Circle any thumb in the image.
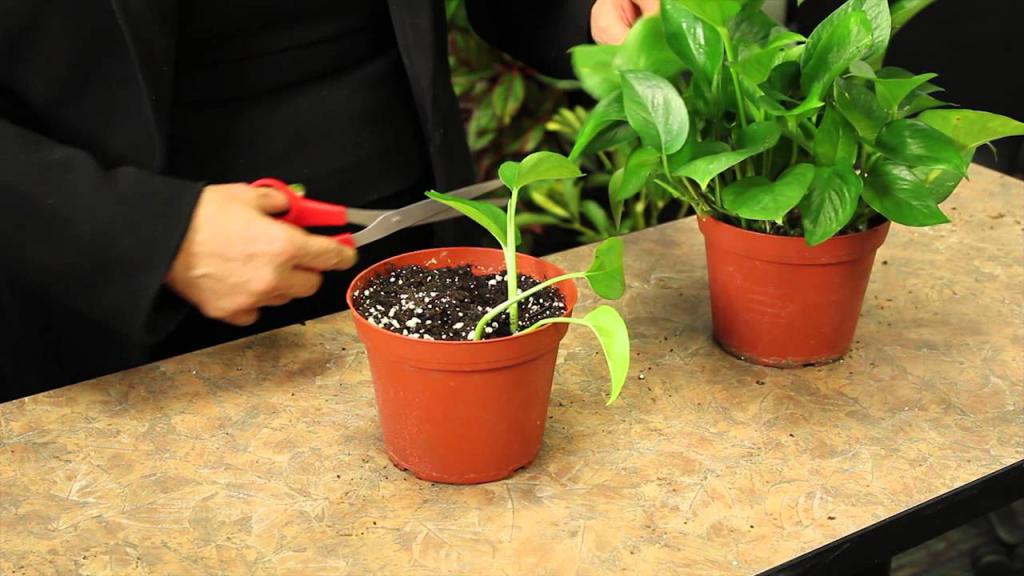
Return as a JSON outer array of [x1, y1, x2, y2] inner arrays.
[[292, 231, 359, 271], [247, 183, 292, 214]]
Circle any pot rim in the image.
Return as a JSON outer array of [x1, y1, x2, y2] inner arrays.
[[698, 213, 891, 242], [344, 246, 577, 346]]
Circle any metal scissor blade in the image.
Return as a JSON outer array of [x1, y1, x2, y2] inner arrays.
[[350, 178, 503, 247]]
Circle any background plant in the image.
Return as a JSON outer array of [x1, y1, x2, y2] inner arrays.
[[568, 0, 1024, 245], [427, 151, 630, 404]]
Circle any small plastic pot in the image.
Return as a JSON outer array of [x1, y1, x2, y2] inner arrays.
[[345, 247, 578, 484], [698, 216, 890, 367]]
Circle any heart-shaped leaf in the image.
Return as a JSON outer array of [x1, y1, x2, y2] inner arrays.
[[425, 191, 519, 247], [862, 161, 949, 225], [614, 16, 686, 79], [834, 77, 888, 142], [813, 105, 858, 166], [570, 92, 627, 161], [670, 0, 742, 28], [674, 122, 780, 189], [667, 139, 731, 173], [585, 237, 626, 300], [912, 166, 966, 204], [582, 305, 631, 405], [622, 70, 690, 156], [505, 152, 583, 190], [661, 0, 724, 87], [917, 109, 1024, 150], [799, 166, 863, 245], [570, 44, 620, 99], [874, 73, 937, 115], [803, 0, 890, 67], [722, 163, 816, 222], [875, 119, 969, 176], [800, 9, 874, 104]]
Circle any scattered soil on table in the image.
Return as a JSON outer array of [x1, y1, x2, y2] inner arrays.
[[352, 265, 566, 341]]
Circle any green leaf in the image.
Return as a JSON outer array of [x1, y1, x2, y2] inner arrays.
[[848, 60, 876, 79], [585, 237, 626, 299], [288, 183, 306, 196], [498, 162, 519, 191], [732, 31, 806, 85], [515, 212, 564, 227], [491, 71, 526, 125], [874, 73, 937, 114], [862, 161, 949, 225], [614, 146, 660, 204], [570, 92, 627, 161], [425, 191, 520, 247], [875, 119, 969, 176], [799, 166, 863, 245], [803, 0, 890, 66], [621, 70, 690, 155], [891, 0, 937, 34], [583, 123, 638, 158], [917, 109, 1024, 150], [667, 140, 731, 172], [582, 199, 613, 236], [608, 168, 626, 229], [587, 306, 631, 405], [528, 189, 572, 219], [833, 77, 888, 142], [670, 0, 742, 28], [912, 166, 965, 204], [661, 0, 724, 86], [813, 106, 858, 166], [722, 163, 816, 222], [899, 92, 946, 118], [674, 122, 781, 188], [800, 8, 874, 104], [571, 44, 620, 99], [508, 152, 583, 190], [614, 16, 686, 79]]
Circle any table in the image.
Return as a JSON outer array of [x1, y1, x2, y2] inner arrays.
[[2, 165, 1022, 575]]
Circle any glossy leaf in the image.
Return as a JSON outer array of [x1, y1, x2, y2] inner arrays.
[[614, 16, 686, 79], [862, 161, 949, 226], [571, 44, 620, 99], [570, 92, 628, 161], [875, 119, 969, 176], [899, 92, 947, 118], [425, 191, 519, 247], [614, 146, 660, 204], [917, 109, 1024, 150], [671, 0, 742, 28], [814, 106, 858, 166], [723, 163, 816, 222], [803, 0, 890, 66], [799, 166, 863, 245], [667, 140, 731, 172], [585, 237, 626, 299], [507, 151, 584, 190], [621, 70, 690, 155], [498, 162, 519, 191], [661, 0, 724, 86], [833, 77, 888, 142], [583, 123, 638, 158], [874, 73, 937, 114], [848, 60, 876, 79], [675, 122, 781, 188], [800, 9, 873, 104], [913, 166, 966, 204]]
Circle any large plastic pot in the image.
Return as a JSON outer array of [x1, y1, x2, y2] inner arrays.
[[698, 216, 890, 367], [346, 247, 578, 484]]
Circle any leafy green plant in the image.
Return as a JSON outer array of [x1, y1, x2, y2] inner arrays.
[[568, 0, 1024, 245], [427, 151, 631, 404]]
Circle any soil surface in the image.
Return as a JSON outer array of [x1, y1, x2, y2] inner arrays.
[[352, 265, 566, 341]]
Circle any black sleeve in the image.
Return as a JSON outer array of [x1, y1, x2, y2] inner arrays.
[[465, 0, 595, 79], [0, 116, 203, 343]]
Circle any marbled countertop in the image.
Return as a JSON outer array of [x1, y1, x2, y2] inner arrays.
[[2, 165, 1022, 575]]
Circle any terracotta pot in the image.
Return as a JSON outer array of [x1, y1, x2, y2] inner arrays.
[[698, 216, 890, 367], [345, 247, 578, 484]]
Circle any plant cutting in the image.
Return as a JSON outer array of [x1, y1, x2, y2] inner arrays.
[[567, 0, 1024, 366], [346, 151, 630, 484]]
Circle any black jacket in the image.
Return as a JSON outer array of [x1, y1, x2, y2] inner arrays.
[[0, 0, 590, 400]]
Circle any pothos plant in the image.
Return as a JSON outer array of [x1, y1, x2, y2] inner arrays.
[[568, 0, 1024, 245], [426, 151, 631, 404]]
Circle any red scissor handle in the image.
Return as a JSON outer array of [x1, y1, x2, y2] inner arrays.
[[250, 178, 356, 248]]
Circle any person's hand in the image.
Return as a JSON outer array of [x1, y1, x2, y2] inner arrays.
[[166, 183, 357, 326], [591, 0, 661, 45]]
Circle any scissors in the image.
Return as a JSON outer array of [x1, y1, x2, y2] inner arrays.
[[250, 177, 503, 248]]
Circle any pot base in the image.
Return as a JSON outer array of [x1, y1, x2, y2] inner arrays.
[[716, 338, 845, 368], [387, 451, 537, 485]]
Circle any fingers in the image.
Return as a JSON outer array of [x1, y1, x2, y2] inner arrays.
[[223, 309, 260, 326], [277, 268, 323, 300], [291, 232, 358, 271], [249, 184, 292, 214], [591, 0, 638, 45], [634, 0, 660, 16]]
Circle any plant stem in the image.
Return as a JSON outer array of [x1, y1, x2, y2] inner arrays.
[[473, 271, 587, 340], [520, 315, 588, 334], [789, 138, 799, 165], [721, 30, 748, 129], [505, 186, 521, 332], [597, 151, 614, 171]]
